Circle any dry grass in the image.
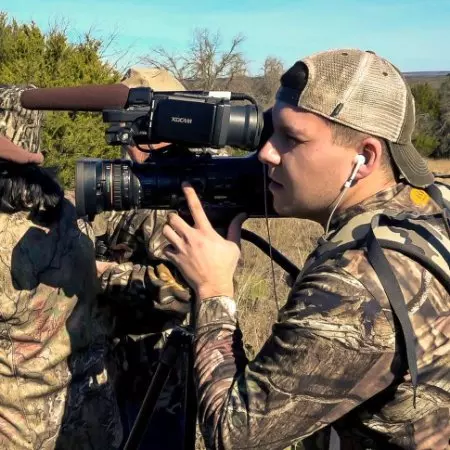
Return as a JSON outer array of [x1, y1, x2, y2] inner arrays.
[[428, 158, 450, 174], [405, 74, 449, 90], [235, 218, 322, 355]]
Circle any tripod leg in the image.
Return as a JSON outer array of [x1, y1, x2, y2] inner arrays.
[[123, 327, 190, 450]]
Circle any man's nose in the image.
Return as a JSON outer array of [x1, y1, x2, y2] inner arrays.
[[258, 139, 280, 166]]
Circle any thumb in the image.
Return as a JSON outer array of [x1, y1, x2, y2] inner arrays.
[[25, 152, 44, 165], [227, 213, 247, 246]]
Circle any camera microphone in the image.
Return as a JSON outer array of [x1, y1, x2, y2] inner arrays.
[[20, 84, 130, 111]]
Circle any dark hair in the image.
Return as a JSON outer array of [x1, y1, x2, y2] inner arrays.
[[0, 162, 64, 224], [280, 61, 309, 91]]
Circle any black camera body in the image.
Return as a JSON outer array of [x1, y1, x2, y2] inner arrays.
[[104, 88, 263, 149]]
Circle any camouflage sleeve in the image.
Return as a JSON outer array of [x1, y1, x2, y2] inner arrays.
[[98, 260, 191, 334], [92, 209, 172, 262], [194, 260, 399, 450], [100, 261, 190, 311]]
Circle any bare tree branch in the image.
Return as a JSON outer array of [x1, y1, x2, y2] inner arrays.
[[254, 56, 284, 108], [140, 28, 248, 90]]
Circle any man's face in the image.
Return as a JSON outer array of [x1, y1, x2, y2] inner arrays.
[[258, 102, 356, 222]]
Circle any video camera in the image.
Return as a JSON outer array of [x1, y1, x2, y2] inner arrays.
[[77, 89, 275, 224], [22, 84, 276, 226]]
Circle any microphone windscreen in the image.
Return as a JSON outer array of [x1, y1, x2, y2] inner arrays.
[[20, 84, 130, 111]]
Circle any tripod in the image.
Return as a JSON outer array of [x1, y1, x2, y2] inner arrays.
[[123, 325, 197, 450]]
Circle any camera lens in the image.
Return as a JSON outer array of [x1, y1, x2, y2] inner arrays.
[[227, 104, 262, 148], [75, 159, 141, 218]]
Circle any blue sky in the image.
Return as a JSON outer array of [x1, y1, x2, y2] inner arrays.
[[2, 0, 450, 74]]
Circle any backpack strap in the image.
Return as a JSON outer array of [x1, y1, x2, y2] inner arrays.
[[299, 209, 383, 278], [425, 184, 450, 210], [365, 223, 418, 404], [425, 181, 450, 239], [301, 208, 450, 406]]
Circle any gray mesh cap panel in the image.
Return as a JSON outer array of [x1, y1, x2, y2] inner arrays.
[[299, 49, 408, 142]]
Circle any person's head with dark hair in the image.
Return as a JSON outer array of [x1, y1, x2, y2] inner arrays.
[[0, 85, 63, 222], [259, 49, 433, 224]]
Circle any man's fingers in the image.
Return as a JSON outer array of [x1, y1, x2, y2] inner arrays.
[[162, 223, 184, 250], [182, 183, 212, 231], [26, 152, 44, 164], [0, 136, 44, 164], [166, 212, 190, 240], [163, 245, 180, 266], [227, 213, 247, 246]]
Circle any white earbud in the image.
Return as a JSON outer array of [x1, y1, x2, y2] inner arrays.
[[325, 154, 366, 234], [344, 154, 366, 188], [354, 154, 366, 166], [325, 154, 367, 235]]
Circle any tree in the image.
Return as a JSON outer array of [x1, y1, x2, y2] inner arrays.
[[141, 28, 248, 90], [411, 82, 441, 157], [411, 83, 440, 119], [0, 13, 122, 187], [435, 75, 450, 158], [254, 56, 284, 108]]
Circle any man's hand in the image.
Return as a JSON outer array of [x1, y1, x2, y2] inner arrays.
[[162, 183, 247, 301]]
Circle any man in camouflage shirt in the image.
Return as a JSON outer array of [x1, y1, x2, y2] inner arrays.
[[162, 49, 450, 449], [93, 68, 192, 449], [0, 85, 122, 449]]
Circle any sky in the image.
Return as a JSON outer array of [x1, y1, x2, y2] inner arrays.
[[2, 0, 450, 75]]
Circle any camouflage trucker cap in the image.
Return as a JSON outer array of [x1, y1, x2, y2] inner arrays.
[[0, 85, 44, 164], [277, 49, 434, 188], [121, 67, 186, 91]]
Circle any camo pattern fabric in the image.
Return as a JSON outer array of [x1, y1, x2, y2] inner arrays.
[[0, 86, 42, 153], [92, 208, 191, 448], [92, 208, 191, 332], [193, 182, 450, 450], [0, 200, 122, 449], [92, 208, 171, 262]]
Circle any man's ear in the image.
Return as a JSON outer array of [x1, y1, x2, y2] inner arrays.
[[354, 137, 384, 180]]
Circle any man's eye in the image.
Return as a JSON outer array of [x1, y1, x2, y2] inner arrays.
[[286, 135, 304, 145]]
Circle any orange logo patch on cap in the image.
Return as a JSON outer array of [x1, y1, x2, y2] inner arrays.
[[410, 188, 430, 207]]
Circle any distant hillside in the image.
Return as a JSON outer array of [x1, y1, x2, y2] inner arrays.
[[404, 71, 450, 77], [404, 71, 450, 89], [184, 71, 450, 92]]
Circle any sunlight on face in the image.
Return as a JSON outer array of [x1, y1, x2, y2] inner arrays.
[[259, 102, 355, 221]]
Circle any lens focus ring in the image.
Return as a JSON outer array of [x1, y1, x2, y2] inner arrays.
[[112, 164, 123, 210]]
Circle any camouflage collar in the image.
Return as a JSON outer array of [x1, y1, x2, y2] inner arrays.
[[329, 183, 406, 233]]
